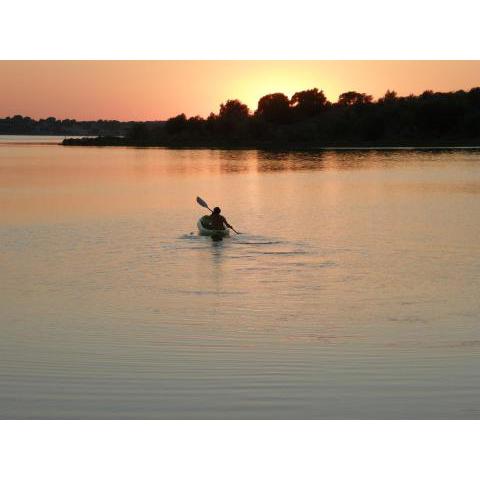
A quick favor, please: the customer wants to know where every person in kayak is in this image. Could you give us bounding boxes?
[208,207,234,231]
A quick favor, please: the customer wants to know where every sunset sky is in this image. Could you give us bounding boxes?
[1,61,479,121]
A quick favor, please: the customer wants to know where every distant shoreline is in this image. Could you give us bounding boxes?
[7,86,480,152]
[61,136,480,151]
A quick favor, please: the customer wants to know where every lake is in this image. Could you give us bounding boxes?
[1,136,480,418]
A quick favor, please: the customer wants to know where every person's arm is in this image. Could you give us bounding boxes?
[223,216,240,233]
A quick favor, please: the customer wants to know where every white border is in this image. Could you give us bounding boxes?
[1,420,479,480]
[2,0,480,59]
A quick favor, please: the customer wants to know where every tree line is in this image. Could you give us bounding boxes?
[6,87,480,147]
[0,115,163,136]
[117,87,480,147]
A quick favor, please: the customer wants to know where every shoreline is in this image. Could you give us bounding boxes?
[60,136,480,151]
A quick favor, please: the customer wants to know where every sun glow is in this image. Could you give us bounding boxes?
[229,67,337,113]
[1,61,480,121]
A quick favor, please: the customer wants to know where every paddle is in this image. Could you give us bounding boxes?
[196,196,241,234]
[196,196,213,213]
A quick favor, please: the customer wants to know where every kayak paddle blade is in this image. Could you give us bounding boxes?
[196,196,210,210]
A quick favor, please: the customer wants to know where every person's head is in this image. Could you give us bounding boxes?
[213,207,221,214]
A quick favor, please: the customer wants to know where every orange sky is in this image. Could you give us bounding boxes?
[1,61,479,121]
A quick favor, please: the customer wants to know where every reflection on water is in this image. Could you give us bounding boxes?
[3,145,480,225]
[1,138,480,418]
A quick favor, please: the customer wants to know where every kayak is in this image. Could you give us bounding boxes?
[197,215,230,237]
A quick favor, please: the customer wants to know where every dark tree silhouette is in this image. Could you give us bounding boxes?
[468,87,480,105]
[338,91,373,106]
[290,88,328,117]
[0,114,139,136]
[421,90,434,98]
[255,93,292,124]
[379,90,398,103]
[128,123,150,143]
[219,99,250,122]
[165,113,188,134]
[217,100,250,137]
[19,84,480,148]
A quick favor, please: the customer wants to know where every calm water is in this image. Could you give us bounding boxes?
[1,137,480,418]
